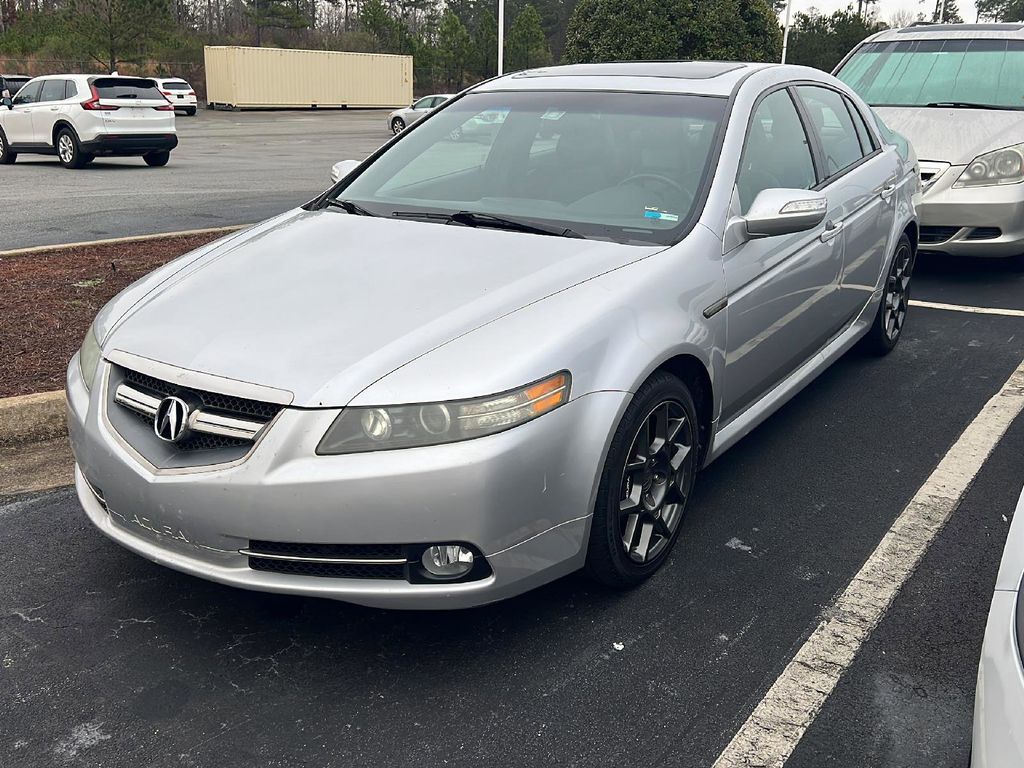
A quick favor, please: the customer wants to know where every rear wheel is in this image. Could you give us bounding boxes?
[391,117,405,135]
[0,129,15,164]
[185,107,197,116]
[143,150,170,167]
[585,371,699,588]
[860,233,915,355]
[56,128,87,169]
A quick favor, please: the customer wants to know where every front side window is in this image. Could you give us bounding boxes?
[335,90,727,245]
[837,38,1024,110]
[39,79,66,103]
[737,89,817,213]
[796,85,866,178]
[12,80,42,105]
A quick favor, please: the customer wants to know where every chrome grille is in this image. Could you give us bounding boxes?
[113,367,281,452]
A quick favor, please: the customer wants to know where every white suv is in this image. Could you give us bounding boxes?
[0,74,178,169]
[155,78,198,116]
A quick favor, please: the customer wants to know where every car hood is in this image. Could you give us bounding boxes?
[873,106,1024,165]
[105,209,661,407]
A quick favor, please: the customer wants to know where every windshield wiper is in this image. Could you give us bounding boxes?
[924,101,1007,110]
[324,198,376,216]
[392,209,583,238]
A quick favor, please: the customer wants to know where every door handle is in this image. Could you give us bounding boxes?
[820,220,843,242]
[880,179,897,200]
[49,106,60,111]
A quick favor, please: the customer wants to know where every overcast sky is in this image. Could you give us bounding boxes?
[786,0,981,24]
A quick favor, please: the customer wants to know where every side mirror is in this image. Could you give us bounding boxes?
[1,97,12,110]
[742,188,828,239]
[330,159,360,185]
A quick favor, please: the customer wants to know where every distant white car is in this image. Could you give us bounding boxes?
[155,78,198,116]
[973,484,1024,767]
[386,94,454,135]
[0,74,177,169]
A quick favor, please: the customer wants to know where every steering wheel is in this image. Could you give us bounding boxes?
[618,173,686,194]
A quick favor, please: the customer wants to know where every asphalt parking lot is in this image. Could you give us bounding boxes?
[0,109,390,250]
[2,251,1023,766]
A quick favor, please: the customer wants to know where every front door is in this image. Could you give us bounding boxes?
[721,87,845,425]
[4,79,43,144]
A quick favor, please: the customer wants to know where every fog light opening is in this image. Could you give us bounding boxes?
[421,544,475,579]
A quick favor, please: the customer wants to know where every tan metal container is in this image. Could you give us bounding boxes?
[204,46,413,109]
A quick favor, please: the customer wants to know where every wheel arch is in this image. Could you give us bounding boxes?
[903,220,918,254]
[51,119,78,147]
[651,353,714,467]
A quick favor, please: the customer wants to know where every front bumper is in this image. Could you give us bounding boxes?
[972,590,1024,767]
[67,357,628,609]
[80,133,178,156]
[917,167,1024,257]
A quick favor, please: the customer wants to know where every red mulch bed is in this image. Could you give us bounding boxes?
[0,233,225,398]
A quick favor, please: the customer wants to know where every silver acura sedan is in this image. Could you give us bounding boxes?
[67,62,918,609]
[387,93,454,135]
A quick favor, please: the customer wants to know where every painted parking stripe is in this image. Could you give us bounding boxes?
[714,358,1024,768]
[910,299,1024,318]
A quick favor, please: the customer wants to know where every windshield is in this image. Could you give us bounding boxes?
[333,90,727,245]
[837,38,1024,109]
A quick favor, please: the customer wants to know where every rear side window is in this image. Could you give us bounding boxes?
[39,79,66,102]
[92,77,163,99]
[65,80,79,99]
[12,80,42,105]
[737,89,818,213]
[162,81,191,91]
[846,99,876,155]
[795,85,866,178]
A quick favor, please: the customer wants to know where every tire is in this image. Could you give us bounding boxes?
[56,127,87,169]
[185,107,196,116]
[391,117,405,135]
[585,371,700,589]
[860,233,915,355]
[143,150,170,167]
[0,128,15,164]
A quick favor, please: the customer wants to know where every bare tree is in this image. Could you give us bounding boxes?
[889,7,917,27]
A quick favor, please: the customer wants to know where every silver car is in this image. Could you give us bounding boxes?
[67,62,917,609]
[973,484,1024,767]
[387,93,454,135]
[835,23,1024,257]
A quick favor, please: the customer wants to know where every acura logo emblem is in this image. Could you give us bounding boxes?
[154,396,190,443]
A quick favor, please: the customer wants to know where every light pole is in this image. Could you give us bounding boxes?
[498,0,505,75]
[781,0,793,64]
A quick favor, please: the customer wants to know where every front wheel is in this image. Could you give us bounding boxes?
[0,129,15,164]
[391,117,405,135]
[585,371,699,588]
[56,128,87,169]
[143,150,170,167]
[860,233,915,355]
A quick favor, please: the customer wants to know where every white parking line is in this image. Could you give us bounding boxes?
[714,358,1024,768]
[910,299,1024,318]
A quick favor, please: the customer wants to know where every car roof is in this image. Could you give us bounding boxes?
[868,22,1024,43]
[475,61,787,97]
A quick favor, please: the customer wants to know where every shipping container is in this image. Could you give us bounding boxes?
[204,46,413,110]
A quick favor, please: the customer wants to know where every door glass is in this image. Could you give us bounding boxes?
[39,79,66,103]
[12,80,42,105]
[64,80,79,100]
[797,86,867,178]
[737,89,817,213]
[846,98,875,154]
[412,97,433,110]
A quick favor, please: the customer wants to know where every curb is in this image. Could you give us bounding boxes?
[0,224,247,258]
[0,390,67,446]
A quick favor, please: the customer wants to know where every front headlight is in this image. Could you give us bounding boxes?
[953,143,1024,188]
[78,322,101,392]
[317,371,571,455]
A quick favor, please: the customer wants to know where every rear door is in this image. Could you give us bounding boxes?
[32,78,72,146]
[91,77,175,135]
[793,85,896,322]
[4,79,42,144]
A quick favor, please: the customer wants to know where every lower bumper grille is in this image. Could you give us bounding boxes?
[965,227,1002,241]
[920,226,962,244]
[248,557,406,580]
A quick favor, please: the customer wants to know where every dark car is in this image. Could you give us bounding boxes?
[0,74,31,98]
